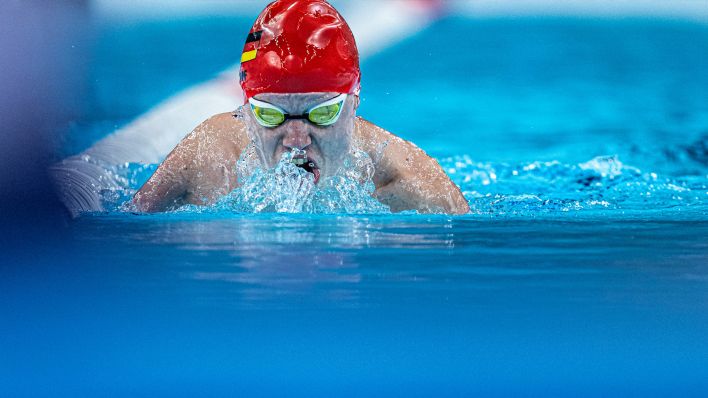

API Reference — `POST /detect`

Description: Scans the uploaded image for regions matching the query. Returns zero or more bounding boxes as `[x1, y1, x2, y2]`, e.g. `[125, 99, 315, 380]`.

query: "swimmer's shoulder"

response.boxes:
[355, 116, 400, 153]
[354, 116, 442, 182]
[355, 116, 389, 141]
[354, 116, 418, 186]
[162, 111, 249, 174]
[203, 110, 250, 148]
[178, 110, 250, 155]
[354, 116, 425, 159]
[354, 116, 415, 147]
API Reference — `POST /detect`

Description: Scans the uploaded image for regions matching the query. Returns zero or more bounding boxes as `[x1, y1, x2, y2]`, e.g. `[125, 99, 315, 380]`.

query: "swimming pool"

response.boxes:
[5, 13, 708, 396]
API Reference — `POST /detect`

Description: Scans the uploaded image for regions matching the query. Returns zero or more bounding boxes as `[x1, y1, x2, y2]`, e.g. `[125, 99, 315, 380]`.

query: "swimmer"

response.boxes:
[133, 0, 469, 214]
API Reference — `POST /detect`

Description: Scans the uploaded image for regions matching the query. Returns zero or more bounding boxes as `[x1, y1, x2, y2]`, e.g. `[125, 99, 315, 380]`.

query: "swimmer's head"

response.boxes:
[244, 92, 359, 185]
[239, 0, 361, 184]
[238, 0, 361, 100]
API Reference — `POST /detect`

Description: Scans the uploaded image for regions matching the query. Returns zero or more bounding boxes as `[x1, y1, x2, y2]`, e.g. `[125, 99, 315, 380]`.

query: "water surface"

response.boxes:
[5, 16, 708, 396]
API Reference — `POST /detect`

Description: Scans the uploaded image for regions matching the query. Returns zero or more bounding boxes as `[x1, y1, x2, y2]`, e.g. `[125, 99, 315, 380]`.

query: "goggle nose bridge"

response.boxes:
[248, 94, 348, 128]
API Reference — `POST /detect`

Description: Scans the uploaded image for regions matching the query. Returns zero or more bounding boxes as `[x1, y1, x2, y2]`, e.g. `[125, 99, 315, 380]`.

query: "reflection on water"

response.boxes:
[81, 215, 457, 307]
[71, 214, 707, 311]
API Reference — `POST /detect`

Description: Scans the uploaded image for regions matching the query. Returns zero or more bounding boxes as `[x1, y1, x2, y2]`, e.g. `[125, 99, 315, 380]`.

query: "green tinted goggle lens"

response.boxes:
[253, 106, 285, 126]
[308, 103, 341, 125]
[249, 94, 346, 128]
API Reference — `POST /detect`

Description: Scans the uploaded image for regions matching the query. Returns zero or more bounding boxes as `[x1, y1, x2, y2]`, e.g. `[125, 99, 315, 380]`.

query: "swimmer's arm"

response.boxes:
[132, 132, 198, 212]
[133, 113, 246, 212]
[358, 119, 469, 214]
[375, 141, 470, 214]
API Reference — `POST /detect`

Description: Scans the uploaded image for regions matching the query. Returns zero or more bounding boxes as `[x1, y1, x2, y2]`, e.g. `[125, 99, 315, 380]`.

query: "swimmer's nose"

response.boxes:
[281, 119, 312, 150]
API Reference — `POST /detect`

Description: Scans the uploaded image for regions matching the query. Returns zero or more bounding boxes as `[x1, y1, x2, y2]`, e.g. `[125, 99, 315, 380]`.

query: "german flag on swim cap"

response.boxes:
[239, 0, 361, 102]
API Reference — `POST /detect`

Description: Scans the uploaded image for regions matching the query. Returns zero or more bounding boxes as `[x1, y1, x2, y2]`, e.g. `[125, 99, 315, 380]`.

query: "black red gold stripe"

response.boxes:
[245, 30, 262, 44]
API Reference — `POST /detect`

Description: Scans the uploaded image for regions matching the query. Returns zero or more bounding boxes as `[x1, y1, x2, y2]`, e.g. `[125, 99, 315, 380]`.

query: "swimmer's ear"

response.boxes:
[351, 94, 360, 110]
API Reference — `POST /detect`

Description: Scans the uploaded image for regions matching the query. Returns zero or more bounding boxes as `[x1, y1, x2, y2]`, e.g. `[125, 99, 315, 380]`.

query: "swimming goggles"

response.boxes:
[248, 94, 347, 128]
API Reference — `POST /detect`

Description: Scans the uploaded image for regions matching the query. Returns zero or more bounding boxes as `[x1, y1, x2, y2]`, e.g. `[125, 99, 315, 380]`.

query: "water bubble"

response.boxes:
[216, 149, 389, 214]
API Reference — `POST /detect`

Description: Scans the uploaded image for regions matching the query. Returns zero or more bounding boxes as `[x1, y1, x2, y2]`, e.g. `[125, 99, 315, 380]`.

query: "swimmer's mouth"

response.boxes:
[292, 156, 321, 184]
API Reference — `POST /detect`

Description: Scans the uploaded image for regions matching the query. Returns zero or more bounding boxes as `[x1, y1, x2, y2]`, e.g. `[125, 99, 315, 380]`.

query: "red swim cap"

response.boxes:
[239, 0, 361, 102]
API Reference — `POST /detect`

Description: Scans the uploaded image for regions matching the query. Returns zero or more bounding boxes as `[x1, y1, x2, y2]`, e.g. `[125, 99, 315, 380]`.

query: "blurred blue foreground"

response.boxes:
[3, 13, 708, 396]
[4, 214, 708, 396]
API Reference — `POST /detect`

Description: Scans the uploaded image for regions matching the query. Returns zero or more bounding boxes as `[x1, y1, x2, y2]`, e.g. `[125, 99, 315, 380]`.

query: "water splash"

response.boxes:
[59, 146, 707, 217]
[211, 149, 389, 214]
[442, 154, 708, 215]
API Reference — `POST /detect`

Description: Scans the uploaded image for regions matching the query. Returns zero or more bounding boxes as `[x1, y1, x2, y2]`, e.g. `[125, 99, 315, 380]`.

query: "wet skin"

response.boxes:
[245, 92, 355, 184]
[133, 93, 470, 214]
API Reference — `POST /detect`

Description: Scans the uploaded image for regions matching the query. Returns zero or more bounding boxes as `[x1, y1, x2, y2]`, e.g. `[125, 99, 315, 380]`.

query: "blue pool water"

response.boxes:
[5, 16, 708, 396]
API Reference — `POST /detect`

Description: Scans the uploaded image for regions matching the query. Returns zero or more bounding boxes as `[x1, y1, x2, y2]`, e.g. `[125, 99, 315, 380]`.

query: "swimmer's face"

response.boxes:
[244, 92, 358, 184]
